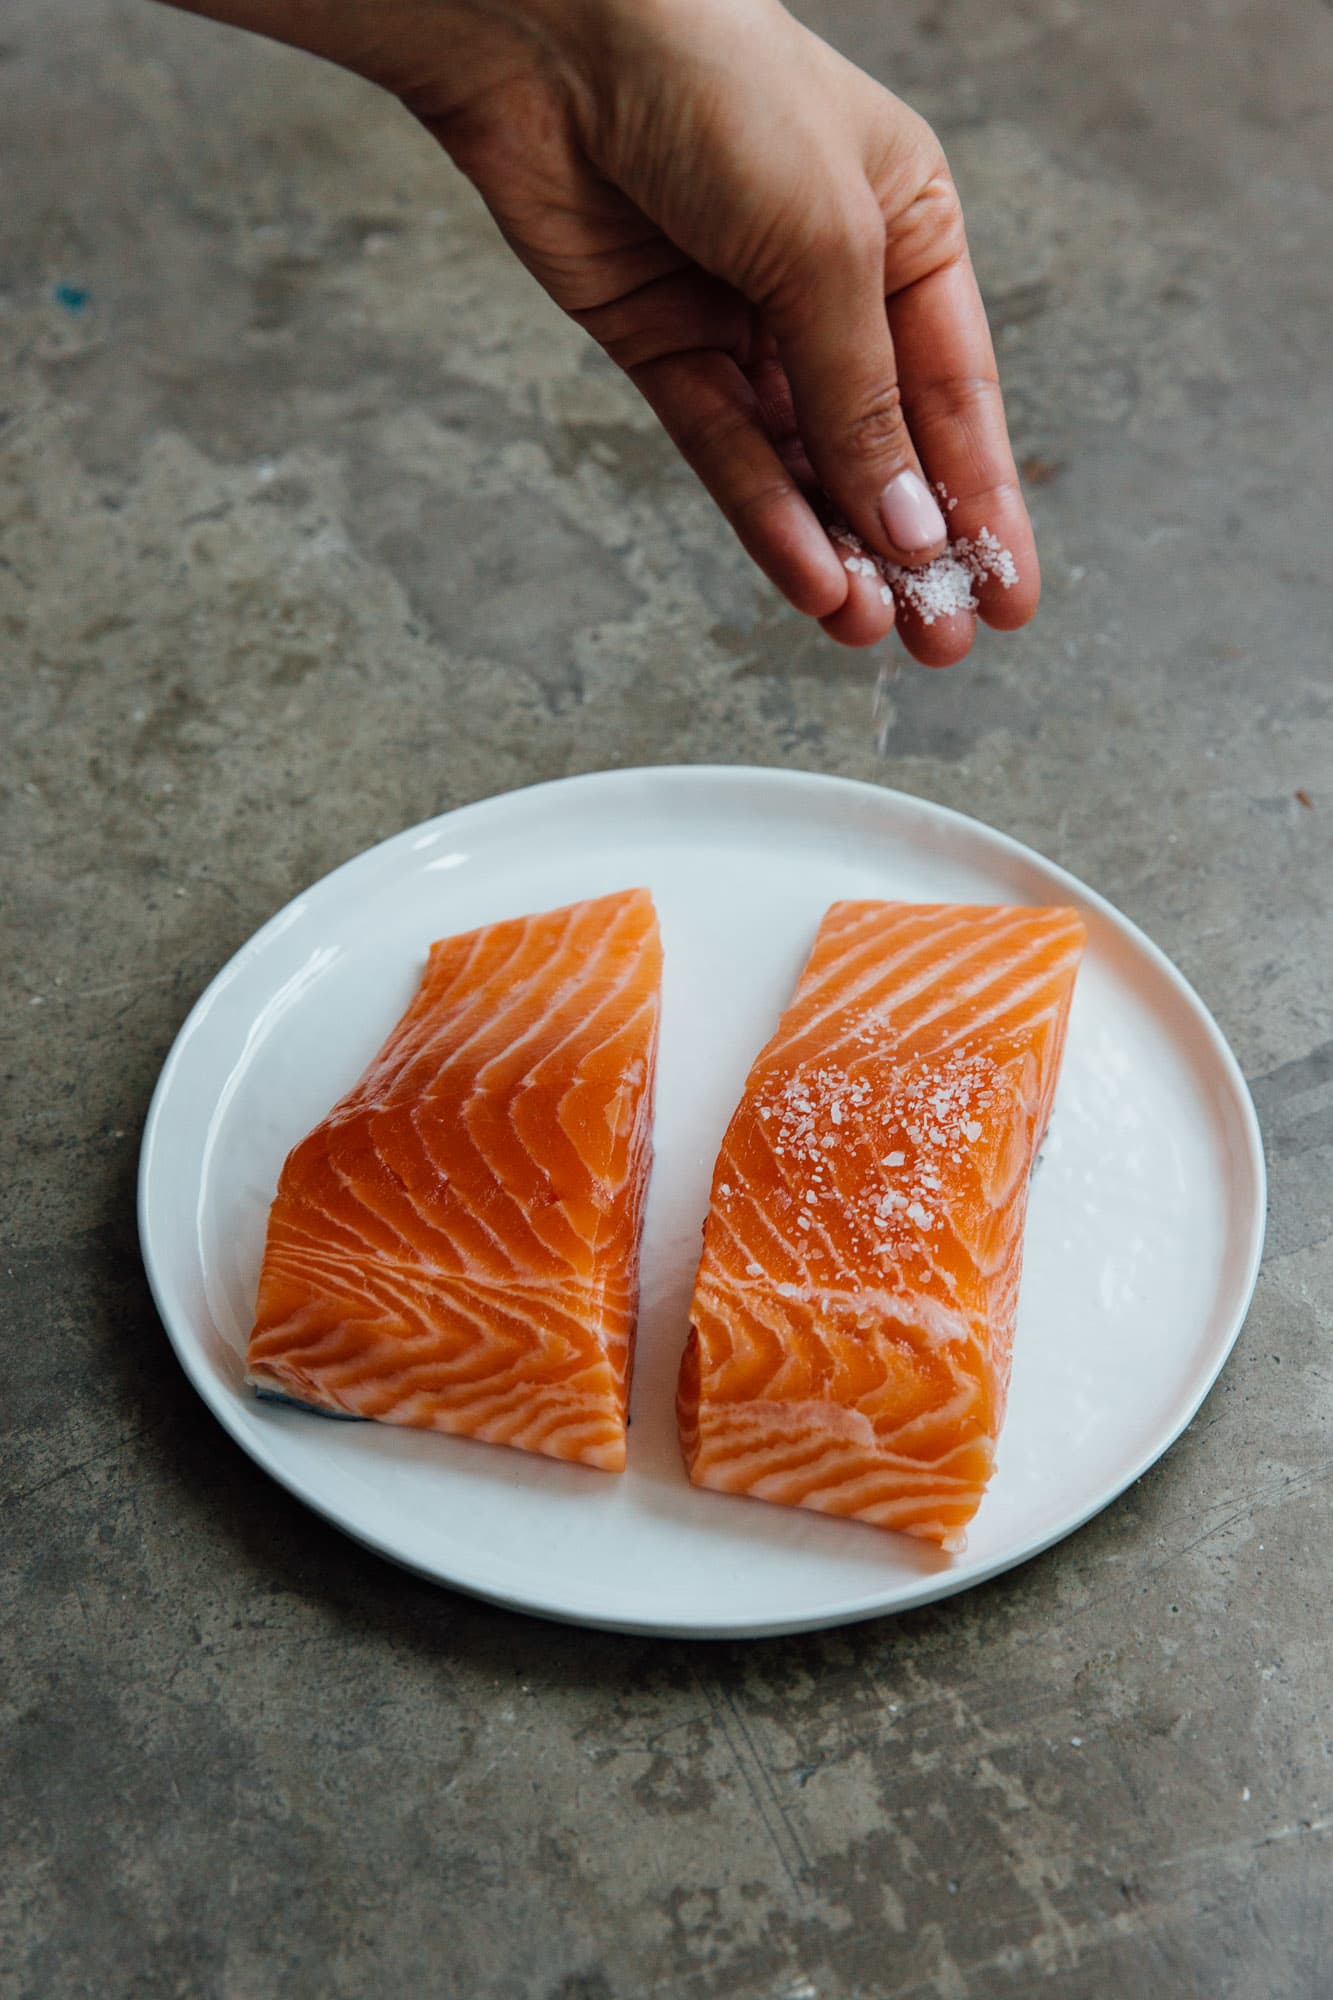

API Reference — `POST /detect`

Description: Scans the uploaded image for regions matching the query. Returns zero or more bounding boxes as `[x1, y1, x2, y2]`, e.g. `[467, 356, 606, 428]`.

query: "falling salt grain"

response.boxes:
[746, 1262, 763, 1277]
[871, 657, 901, 754]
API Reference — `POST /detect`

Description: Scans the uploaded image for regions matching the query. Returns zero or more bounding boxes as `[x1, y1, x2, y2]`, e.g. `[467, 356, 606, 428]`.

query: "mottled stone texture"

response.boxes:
[3, 0, 1331, 1993]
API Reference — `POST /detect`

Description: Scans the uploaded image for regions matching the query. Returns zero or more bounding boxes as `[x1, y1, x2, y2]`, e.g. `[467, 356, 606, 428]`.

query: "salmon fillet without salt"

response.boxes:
[247, 890, 662, 1471]
[678, 901, 1086, 1549]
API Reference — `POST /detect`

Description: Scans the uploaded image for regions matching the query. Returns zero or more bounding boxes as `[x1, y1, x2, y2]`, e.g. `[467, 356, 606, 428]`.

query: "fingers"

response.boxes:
[758, 133, 1036, 658]
[888, 250, 1040, 633]
[574, 265, 750, 373]
[629, 349, 857, 624]
[820, 563, 897, 648]
[743, 345, 895, 644]
[894, 603, 976, 669]
[763, 198, 949, 569]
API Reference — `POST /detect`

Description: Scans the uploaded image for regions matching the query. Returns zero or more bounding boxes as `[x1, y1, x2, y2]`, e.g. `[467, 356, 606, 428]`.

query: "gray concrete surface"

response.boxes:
[4, 0, 1331, 1993]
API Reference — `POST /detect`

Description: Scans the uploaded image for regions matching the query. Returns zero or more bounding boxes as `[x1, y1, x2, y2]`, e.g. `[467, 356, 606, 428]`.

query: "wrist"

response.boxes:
[162, 0, 603, 115]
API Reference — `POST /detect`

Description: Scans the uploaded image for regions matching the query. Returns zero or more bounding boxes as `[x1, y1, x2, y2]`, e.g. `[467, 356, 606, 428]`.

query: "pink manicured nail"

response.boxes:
[879, 470, 947, 555]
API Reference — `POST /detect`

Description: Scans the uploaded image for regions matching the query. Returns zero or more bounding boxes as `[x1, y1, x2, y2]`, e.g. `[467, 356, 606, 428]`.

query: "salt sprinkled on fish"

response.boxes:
[754, 1044, 998, 1275]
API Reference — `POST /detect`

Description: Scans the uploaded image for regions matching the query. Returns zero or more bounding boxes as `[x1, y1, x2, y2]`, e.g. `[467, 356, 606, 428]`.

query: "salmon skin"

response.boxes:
[677, 901, 1087, 1550]
[247, 889, 663, 1472]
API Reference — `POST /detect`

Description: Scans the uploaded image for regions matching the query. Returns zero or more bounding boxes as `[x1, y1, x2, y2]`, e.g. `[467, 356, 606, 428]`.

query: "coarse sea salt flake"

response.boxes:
[746, 1262, 763, 1277]
[963, 1119, 983, 1143]
[828, 497, 1019, 627]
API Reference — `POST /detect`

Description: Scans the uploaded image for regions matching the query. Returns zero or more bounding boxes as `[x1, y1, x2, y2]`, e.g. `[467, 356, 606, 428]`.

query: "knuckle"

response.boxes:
[927, 185, 969, 262]
[728, 478, 799, 537]
[907, 373, 1004, 460]
[669, 396, 754, 470]
[898, 167, 968, 268]
[842, 380, 911, 461]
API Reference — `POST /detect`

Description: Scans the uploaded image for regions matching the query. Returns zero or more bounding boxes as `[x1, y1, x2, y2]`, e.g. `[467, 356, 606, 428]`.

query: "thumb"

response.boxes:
[766, 197, 947, 566]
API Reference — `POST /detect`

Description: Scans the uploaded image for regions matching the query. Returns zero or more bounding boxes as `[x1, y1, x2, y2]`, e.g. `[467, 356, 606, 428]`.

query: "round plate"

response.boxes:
[139, 767, 1266, 1637]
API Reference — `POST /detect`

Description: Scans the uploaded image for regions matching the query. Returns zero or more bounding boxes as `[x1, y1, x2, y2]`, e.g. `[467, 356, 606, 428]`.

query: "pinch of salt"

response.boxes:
[828, 497, 1019, 626]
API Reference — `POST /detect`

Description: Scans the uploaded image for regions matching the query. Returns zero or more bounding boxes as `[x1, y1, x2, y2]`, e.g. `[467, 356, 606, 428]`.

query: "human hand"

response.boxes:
[165, 0, 1038, 662]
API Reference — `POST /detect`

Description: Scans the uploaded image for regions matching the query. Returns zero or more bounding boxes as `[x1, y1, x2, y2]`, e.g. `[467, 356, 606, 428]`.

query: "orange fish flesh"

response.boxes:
[247, 889, 662, 1471]
[677, 900, 1087, 1549]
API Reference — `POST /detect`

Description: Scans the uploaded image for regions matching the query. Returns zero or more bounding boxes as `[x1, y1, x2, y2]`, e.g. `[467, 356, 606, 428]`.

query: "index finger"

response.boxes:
[887, 248, 1040, 634]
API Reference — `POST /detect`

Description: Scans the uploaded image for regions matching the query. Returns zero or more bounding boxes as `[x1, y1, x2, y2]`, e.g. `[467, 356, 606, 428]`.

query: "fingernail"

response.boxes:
[879, 470, 947, 556]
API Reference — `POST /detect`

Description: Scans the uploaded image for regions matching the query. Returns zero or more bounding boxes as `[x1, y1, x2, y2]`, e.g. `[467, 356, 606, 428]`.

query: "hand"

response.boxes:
[165, 0, 1039, 663]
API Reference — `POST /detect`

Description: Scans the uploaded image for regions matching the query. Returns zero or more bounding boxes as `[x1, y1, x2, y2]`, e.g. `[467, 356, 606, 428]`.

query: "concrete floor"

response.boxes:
[4, 0, 1332, 1992]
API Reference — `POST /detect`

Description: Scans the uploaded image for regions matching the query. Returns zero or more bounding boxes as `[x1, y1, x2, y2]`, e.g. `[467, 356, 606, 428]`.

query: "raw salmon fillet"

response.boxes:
[247, 889, 662, 1472]
[677, 901, 1087, 1549]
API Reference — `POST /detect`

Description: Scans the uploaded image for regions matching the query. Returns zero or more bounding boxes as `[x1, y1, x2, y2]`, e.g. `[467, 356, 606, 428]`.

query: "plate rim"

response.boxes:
[138, 763, 1268, 1638]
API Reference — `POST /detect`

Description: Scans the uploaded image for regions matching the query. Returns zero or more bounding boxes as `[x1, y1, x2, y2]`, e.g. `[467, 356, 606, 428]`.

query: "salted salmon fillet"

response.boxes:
[246, 889, 662, 1471]
[677, 901, 1087, 1549]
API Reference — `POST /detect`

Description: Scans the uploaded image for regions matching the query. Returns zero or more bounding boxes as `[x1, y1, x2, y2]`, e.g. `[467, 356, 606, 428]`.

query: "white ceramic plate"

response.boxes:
[139, 767, 1265, 1637]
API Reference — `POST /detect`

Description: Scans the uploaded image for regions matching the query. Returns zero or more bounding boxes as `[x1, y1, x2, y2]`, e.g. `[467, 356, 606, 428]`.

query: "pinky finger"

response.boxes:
[631, 350, 855, 625]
